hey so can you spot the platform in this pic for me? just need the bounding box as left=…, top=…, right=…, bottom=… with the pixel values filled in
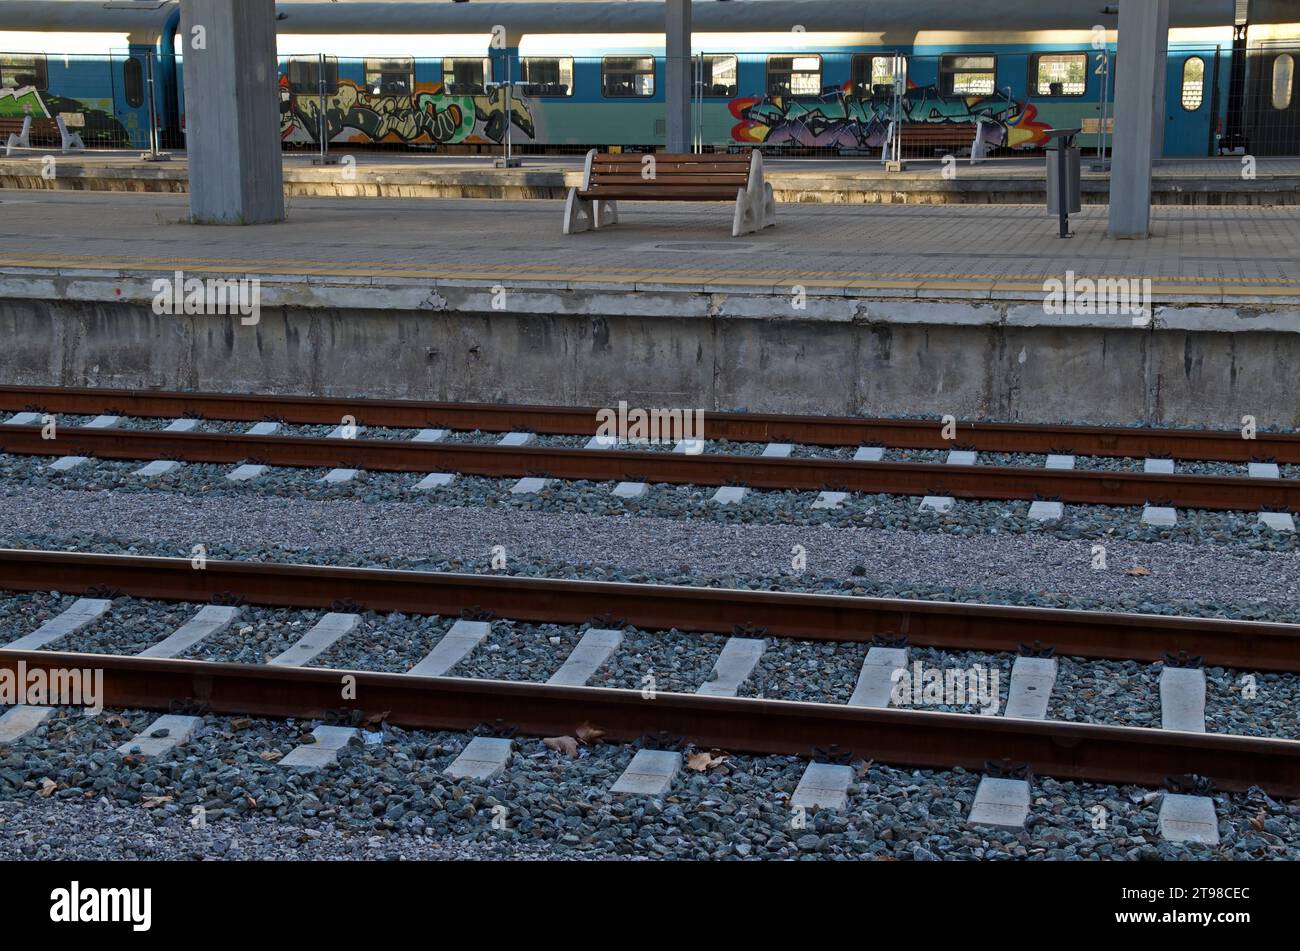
left=1, top=152, right=1298, bottom=206
left=0, top=189, right=1297, bottom=426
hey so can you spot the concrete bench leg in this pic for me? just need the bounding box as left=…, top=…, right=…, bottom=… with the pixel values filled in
left=5, top=116, right=31, bottom=157
left=732, top=186, right=764, bottom=237
left=594, top=199, right=618, bottom=228
left=57, top=116, right=84, bottom=153
left=562, top=188, right=594, bottom=235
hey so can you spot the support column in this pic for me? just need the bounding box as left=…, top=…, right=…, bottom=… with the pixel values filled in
left=665, top=0, right=692, bottom=153
left=1108, top=0, right=1169, bottom=238
left=180, top=0, right=285, bottom=224
left=1151, top=0, right=1171, bottom=162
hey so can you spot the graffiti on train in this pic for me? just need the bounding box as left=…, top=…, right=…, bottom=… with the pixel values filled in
left=729, top=81, right=1052, bottom=150
left=279, top=77, right=536, bottom=147
left=0, top=84, right=130, bottom=146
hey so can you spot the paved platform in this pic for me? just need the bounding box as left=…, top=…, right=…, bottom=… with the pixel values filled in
left=1, top=190, right=1297, bottom=427
left=2, top=152, right=1297, bottom=206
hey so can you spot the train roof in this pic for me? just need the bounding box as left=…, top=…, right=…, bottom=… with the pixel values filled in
left=4, top=0, right=1294, bottom=39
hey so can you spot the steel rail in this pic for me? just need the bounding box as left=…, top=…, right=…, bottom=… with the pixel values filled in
left=1, top=550, right=1297, bottom=672
left=1, top=384, right=1295, bottom=463
left=0, top=424, right=1294, bottom=512
left=3, top=648, right=1298, bottom=796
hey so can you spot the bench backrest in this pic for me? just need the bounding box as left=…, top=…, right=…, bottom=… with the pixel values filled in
left=582, top=151, right=755, bottom=192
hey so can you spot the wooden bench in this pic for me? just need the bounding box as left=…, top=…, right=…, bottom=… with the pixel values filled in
left=896, top=121, right=996, bottom=162
left=563, top=150, right=776, bottom=237
left=2, top=115, right=83, bottom=156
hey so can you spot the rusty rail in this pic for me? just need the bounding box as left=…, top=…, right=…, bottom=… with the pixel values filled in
left=1, top=550, right=1297, bottom=671
left=0, top=425, right=1294, bottom=512
left=1, top=384, right=1295, bottom=462
left=4, top=648, right=1298, bottom=795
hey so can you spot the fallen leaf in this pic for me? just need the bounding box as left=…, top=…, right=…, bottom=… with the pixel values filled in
left=1127, top=566, right=1151, bottom=577
left=543, top=736, right=579, bottom=758
left=854, top=759, right=875, bottom=779
left=364, top=710, right=390, bottom=729
left=142, top=795, right=174, bottom=809
left=575, top=723, right=606, bottom=746
left=102, top=714, right=129, bottom=728
left=259, top=750, right=284, bottom=762
left=244, top=794, right=258, bottom=808
left=38, top=779, right=57, bottom=798
left=687, top=750, right=729, bottom=772
left=1250, top=808, right=1267, bottom=832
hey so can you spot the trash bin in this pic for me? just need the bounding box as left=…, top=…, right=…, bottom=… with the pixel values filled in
left=1044, top=127, right=1082, bottom=217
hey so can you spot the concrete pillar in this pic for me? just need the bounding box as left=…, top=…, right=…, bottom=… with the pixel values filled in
left=180, top=0, right=284, bottom=224
left=1108, top=0, right=1168, bottom=238
left=665, top=0, right=692, bottom=153
left=1151, top=0, right=1171, bottom=162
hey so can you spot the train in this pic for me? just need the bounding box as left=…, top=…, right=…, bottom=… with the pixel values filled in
left=1, top=0, right=1298, bottom=158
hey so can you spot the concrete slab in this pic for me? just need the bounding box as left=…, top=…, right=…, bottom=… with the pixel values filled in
left=407, top=619, right=491, bottom=677
left=612, top=481, right=649, bottom=498
left=812, top=490, right=849, bottom=510
left=1158, top=794, right=1220, bottom=845
left=1045, top=454, right=1076, bottom=470
left=319, top=468, right=359, bottom=484
left=115, top=714, right=202, bottom=759
left=919, top=496, right=955, bottom=514
left=267, top=612, right=360, bottom=667
left=498, top=431, right=536, bottom=447
left=132, top=459, right=181, bottom=477
left=946, top=450, right=977, bottom=466
left=246, top=422, right=280, bottom=436
left=1142, top=505, right=1178, bottom=526
left=412, top=428, right=447, bottom=443
left=415, top=472, right=457, bottom=490
left=1259, top=512, right=1296, bottom=532
left=510, top=476, right=552, bottom=494
left=279, top=725, right=359, bottom=770
left=712, top=485, right=749, bottom=505
left=674, top=439, right=705, bottom=455
left=1144, top=458, right=1175, bottom=474
left=1004, top=657, right=1057, bottom=720
left=790, top=762, right=854, bottom=812
left=226, top=464, right=268, bottom=482
left=848, top=646, right=908, bottom=708
left=0, top=705, right=55, bottom=743
left=1160, top=666, right=1207, bottom=733
left=610, top=749, right=680, bottom=796
left=1, top=598, right=112, bottom=651
left=162, top=418, right=200, bottom=433
left=1027, top=500, right=1064, bottom=522
left=1248, top=462, right=1281, bottom=479
left=48, top=456, right=89, bottom=472
left=85, top=415, right=120, bottom=429
left=761, top=443, right=793, bottom=458
left=967, top=777, right=1031, bottom=829
left=3, top=412, right=40, bottom=425
left=853, top=447, right=885, bottom=462
left=547, top=628, right=623, bottom=686
left=138, top=604, right=240, bottom=659
left=697, top=637, right=765, bottom=698
left=326, top=424, right=364, bottom=440
left=585, top=435, right=617, bottom=449
left=444, top=736, right=513, bottom=781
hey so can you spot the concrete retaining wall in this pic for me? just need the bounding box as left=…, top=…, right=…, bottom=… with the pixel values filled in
left=1, top=278, right=1295, bottom=427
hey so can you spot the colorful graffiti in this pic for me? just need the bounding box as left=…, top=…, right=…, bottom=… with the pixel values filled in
left=279, top=77, right=536, bottom=147
left=729, top=81, right=1052, bottom=150
left=0, top=85, right=130, bottom=145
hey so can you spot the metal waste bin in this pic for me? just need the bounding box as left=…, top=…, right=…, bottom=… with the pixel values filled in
left=1044, top=127, right=1081, bottom=237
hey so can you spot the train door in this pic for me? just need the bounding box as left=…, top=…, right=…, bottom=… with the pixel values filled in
left=108, top=49, right=152, bottom=149
left=1245, top=47, right=1300, bottom=156
left=1164, top=51, right=1216, bottom=156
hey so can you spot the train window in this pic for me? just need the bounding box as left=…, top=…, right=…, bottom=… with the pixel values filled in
left=1273, top=54, right=1295, bottom=110
left=520, top=58, right=574, bottom=97
left=602, top=56, right=655, bottom=98
left=0, top=53, right=47, bottom=91
left=767, top=55, right=821, bottom=96
left=441, top=58, right=492, bottom=96
left=694, top=55, right=737, bottom=98
left=364, top=58, right=414, bottom=96
left=288, top=57, right=339, bottom=95
left=1032, top=53, right=1087, bottom=97
left=123, top=57, right=144, bottom=108
left=856, top=55, right=905, bottom=96
left=940, top=54, right=996, bottom=96
left=1180, top=57, right=1205, bottom=111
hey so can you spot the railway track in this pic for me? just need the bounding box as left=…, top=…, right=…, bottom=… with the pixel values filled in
left=2, top=548, right=1299, bottom=796
left=0, top=386, right=1295, bottom=516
